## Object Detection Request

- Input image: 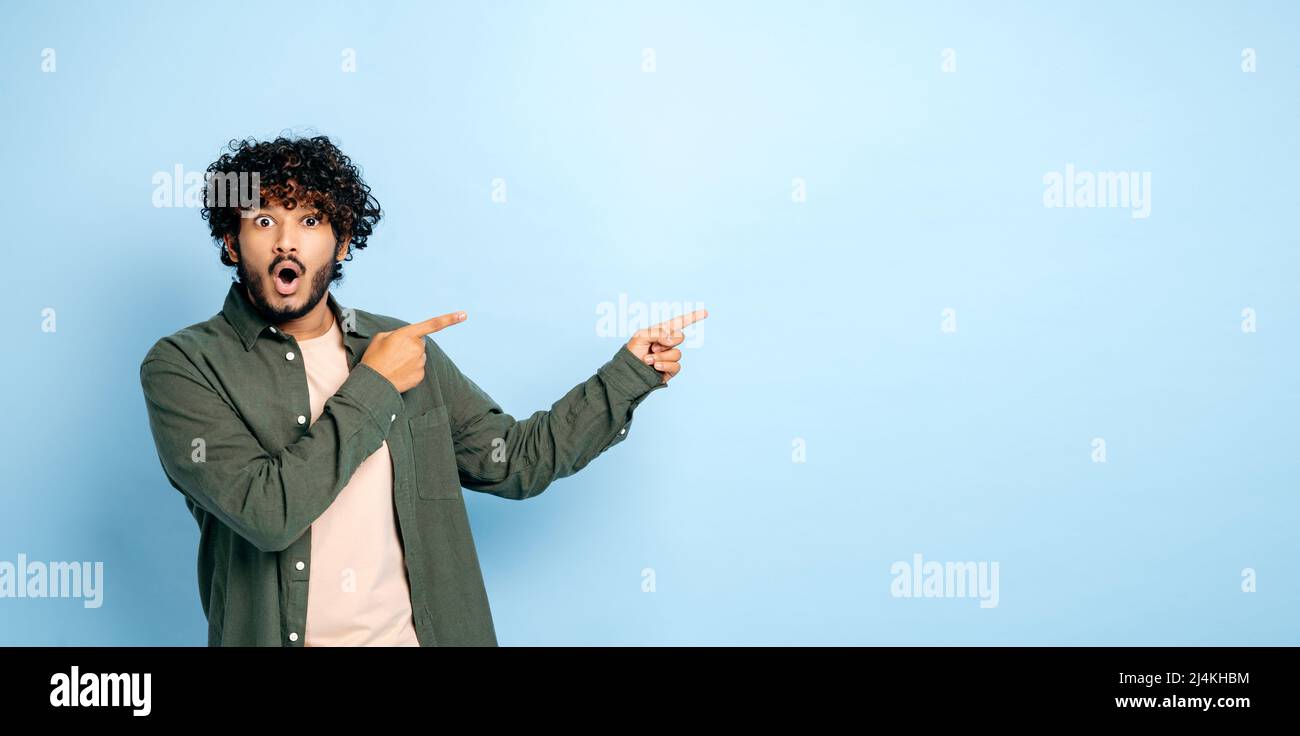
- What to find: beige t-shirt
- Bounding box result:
[298,316,420,646]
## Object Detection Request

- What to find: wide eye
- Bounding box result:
[303,215,320,227]
[255,215,274,228]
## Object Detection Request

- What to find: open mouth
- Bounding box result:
[273,262,302,296]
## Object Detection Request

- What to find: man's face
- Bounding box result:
[228,197,345,323]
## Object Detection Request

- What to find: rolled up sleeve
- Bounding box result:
[431,341,666,500]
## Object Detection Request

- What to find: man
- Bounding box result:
[139,135,706,646]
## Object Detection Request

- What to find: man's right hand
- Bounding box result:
[361,311,467,393]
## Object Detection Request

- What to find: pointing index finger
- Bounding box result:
[654,309,709,333]
[404,311,468,337]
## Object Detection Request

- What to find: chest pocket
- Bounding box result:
[408,405,462,500]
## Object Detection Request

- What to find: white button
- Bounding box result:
[295,561,305,571]
[286,351,295,361]
[619,428,627,435]
[391,414,397,422]
[269,326,277,334]
[297,415,306,425]
[288,632,298,642]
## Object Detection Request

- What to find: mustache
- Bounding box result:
[268,256,305,276]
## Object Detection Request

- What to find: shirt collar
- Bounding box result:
[221,281,372,351]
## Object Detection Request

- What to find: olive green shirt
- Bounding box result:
[139,282,666,646]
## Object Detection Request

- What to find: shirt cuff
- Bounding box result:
[340,361,406,436]
[598,344,668,400]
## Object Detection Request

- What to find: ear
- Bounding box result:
[223,234,239,263]
[337,237,352,262]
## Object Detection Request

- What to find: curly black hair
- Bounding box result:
[200,135,381,283]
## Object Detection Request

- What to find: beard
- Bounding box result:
[237,254,334,323]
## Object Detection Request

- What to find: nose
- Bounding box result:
[274,231,297,255]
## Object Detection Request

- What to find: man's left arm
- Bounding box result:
[432,311,706,500]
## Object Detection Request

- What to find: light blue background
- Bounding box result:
[1,1,1295,645]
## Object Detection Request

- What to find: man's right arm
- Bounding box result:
[139,350,403,553]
